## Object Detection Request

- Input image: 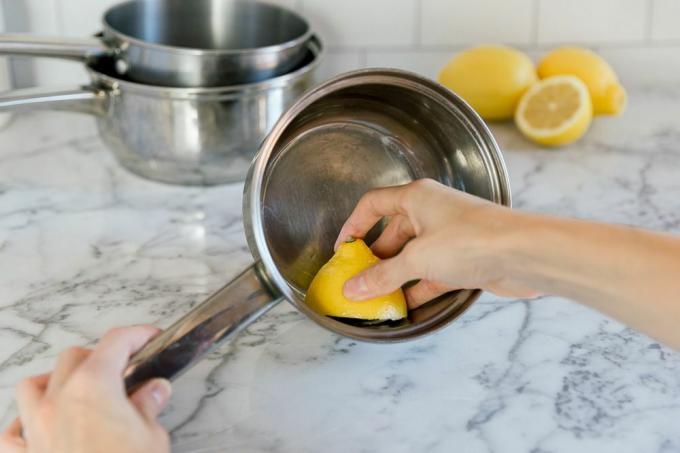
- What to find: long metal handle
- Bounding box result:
[124,263,282,393]
[0,86,108,116]
[0,34,107,60]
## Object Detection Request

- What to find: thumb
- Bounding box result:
[343,254,414,301]
[129,378,172,422]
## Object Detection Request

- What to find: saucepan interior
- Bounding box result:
[246,69,511,342]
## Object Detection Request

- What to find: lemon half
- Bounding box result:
[515,75,592,147]
[305,239,407,321]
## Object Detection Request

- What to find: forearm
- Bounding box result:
[498,211,680,348]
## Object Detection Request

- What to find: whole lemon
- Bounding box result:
[305,238,407,321]
[537,47,626,116]
[438,45,537,121]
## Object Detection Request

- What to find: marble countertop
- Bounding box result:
[1,85,680,453]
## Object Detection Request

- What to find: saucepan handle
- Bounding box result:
[124,263,283,393]
[0,86,109,116]
[0,34,107,60]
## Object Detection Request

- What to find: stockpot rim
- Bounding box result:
[101,0,314,56]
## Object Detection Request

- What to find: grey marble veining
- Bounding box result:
[1,85,680,453]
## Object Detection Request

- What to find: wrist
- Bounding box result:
[490,210,600,299]
[483,206,542,286]
[466,203,530,283]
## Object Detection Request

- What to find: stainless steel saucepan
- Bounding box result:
[0,0,312,87]
[0,37,322,185]
[122,69,512,392]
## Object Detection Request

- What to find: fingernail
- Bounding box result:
[151,379,172,408]
[343,276,368,300]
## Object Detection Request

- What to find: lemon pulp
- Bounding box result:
[515,75,593,147]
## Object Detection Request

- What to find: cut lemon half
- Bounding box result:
[515,75,592,147]
[305,238,407,322]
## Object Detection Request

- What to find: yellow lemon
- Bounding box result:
[537,47,626,116]
[515,75,592,147]
[305,238,407,321]
[438,45,537,121]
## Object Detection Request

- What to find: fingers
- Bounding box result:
[335,184,412,250]
[47,347,91,396]
[343,249,419,301]
[129,378,172,423]
[370,215,415,258]
[15,374,49,423]
[405,280,458,309]
[0,418,26,452]
[84,325,160,377]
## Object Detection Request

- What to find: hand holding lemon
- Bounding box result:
[305,238,408,322]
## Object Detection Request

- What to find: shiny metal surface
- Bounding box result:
[124,264,281,392]
[0,37,322,185]
[0,34,106,60]
[0,0,312,87]
[122,69,511,389]
[245,69,512,341]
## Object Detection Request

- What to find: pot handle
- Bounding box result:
[0,34,107,60]
[124,263,283,393]
[0,86,108,116]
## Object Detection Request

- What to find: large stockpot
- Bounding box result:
[0,0,313,87]
[0,37,322,185]
[123,69,512,392]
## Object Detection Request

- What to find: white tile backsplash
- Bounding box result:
[650,0,680,41]
[3,0,680,88]
[420,0,534,46]
[317,50,364,80]
[600,46,680,86]
[59,0,119,37]
[300,0,418,47]
[366,50,454,79]
[537,0,648,44]
[23,0,61,33]
[19,0,84,87]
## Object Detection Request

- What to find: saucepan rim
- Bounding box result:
[85,35,323,97]
[245,68,512,342]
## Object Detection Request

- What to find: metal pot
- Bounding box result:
[0,37,322,185]
[123,69,512,392]
[0,0,312,87]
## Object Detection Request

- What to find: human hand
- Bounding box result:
[0,325,172,453]
[335,179,540,308]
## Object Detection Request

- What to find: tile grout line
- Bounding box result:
[531,0,541,46]
[414,0,423,49]
[644,0,655,43]
[54,0,65,34]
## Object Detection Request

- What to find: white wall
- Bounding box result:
[6,0,680,88]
